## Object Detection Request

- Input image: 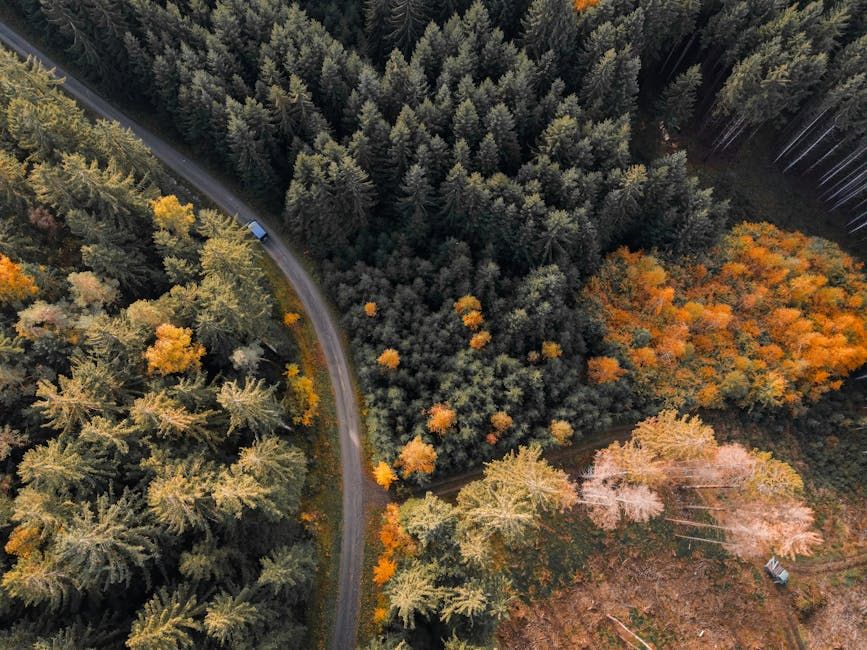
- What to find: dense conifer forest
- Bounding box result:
[12,0,867,481]
[2,0,867,648]
[0,51,316,648]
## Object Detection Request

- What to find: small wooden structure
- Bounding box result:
[765,556,789,585]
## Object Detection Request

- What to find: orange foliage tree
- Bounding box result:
[585,222,867,410]
[283,312,301,327]
[144,324,205,375]
[396,436,437,477]
[462,310,484,330]
[372,503,415,587]
[587,356,626,384]
[454,295,481,314]
[574,0,600,11]
[0,255,38,305]
[364,301,378,317]
[426,403,456,435]
[469,330,491,349]
[377,348,400,369]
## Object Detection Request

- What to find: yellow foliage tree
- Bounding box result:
[150,195,195,236]
[373,461,397,490]
[4,525,39,559]
[144,324,205,375]
[0,255,38,305]
[283,312,301,327]
[550,420,574,445]
[541,341,562,359]
[427,403,456,435]
[587,356,626,384]
[364,302,378,317]
[585,222,867,410]
[469,330,491,349]
[396,436,437,477]
[285,363,320,426]
[377,348,400,369]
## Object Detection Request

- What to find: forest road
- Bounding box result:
[0,22,364,650]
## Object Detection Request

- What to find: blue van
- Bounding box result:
[247,220,268,241]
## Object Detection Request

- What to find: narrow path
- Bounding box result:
[0,24,364,650]
[415,425,635,499]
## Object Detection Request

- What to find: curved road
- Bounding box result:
[0,23,363,650]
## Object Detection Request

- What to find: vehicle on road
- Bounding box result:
[765,556,789,585]
[247,219,268,241]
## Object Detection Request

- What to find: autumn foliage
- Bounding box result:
[364,301,378,317]
[574,0,600,11]
[377,348,400,369]
[150,195,195,236]
[373,461,397,490]
[283,311,301,327]
[587,356,626,384]
[144,324,205,375]
[462,310,484,330]
[541,341,562,359]
[581,411,822,559]
[0,255,38,305]
[373,503,415,586]
[549,419,574,445]
[426,403,456,435]
[585,222,867,410]
[454,295,481,314]
[469,330,491,349]
[285,363,320,426]
[396,436,437,477]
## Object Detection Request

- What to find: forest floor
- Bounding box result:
[497,492,866,649]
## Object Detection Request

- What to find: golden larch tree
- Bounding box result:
[377,348,400,369]
[373,461,397,490]
[587,356,626,384]
[584,222,867,410]
[541,341,562,359]
[469,331,491,349]
[0,255,38,305]
[427,404,456,435]
[396,436,437,477]
[550,420,574,445]
[454,295,481,314]
[144,324,205,375]
[150,195,196,236]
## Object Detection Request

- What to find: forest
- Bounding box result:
[0,51,317,647]
[11,0,867,480]
[2,0,867,648]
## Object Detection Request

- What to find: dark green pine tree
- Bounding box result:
[656,64,702,131]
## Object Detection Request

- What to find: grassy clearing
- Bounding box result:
[260,255,342,650]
